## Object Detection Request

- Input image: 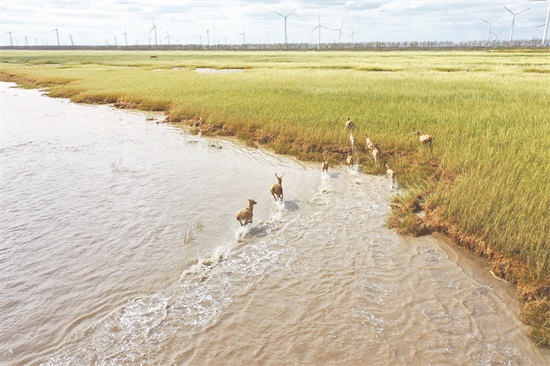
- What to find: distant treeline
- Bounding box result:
[1,39,548,51]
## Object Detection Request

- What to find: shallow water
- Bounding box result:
[1,82,548,365]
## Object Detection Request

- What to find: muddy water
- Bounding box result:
[1,82,548,365]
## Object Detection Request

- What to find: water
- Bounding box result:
[1,82,548,365]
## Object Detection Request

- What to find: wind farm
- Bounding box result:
[2,1,549,49]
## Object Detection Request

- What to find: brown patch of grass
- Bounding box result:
[523,68,550,74]
[520,298,550,346]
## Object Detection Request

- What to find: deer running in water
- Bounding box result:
[270,173,284,201]
[236,199,257,226]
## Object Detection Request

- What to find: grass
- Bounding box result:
[1,49,549,345]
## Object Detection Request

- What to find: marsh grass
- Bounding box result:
[1,50,549,344]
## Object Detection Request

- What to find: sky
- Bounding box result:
[1,0,548,46]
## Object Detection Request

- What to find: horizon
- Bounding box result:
[1,1,548,47]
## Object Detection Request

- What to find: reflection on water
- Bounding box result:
[1,82,548,365]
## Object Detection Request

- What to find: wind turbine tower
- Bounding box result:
[7,31,13,46]
[274,9,296,45]
[121,28,128,46]
[529,0,550,45]
[113,34,118,47]
[490,30,506,41]
[23,34,29,46]
[333,22,344,43]
[238,27,247,45]
[480,16,500,43]
[349,27,357,43]
[165,31,172,45]
[52,26,60,46]
[312,15,328,50]
[503,6,529,45]
[149,17,158,47]
[68,34,74,46]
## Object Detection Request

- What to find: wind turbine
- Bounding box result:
[332,22,344,43]
[312,15,329,50]
[529,0,550,45]
[7,31,13,46]
[112,34,118,47]
[165,31,172,45]
[23,34,29,46]
[490,30,506,41]
[121,28,128,46]
[207,29,211,46]
[68,34,74,46]
[149,17,158,46]
[503,6,529,44]
[274,9,296,44]
[349,27,357,43]
[238,27,247,45]
[480,17,500,42]
[52,25,60,46]
[480,16,501,42]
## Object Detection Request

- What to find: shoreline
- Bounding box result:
[1,72,548,347]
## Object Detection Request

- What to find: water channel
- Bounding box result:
[1,82,548,365]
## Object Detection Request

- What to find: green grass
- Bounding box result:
[1,50,549,278]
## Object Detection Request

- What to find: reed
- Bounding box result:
[1,49,549,344]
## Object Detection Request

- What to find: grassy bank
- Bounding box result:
[1,50,549,345]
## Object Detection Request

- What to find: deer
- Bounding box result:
[346,153,354,169]
[350,133,357,153]
[270,173,284,201]
[365,134,376,151]
[386,163,395,189]
[371,147,380,166]
[236,199,257,226]
[345,116,354,131]
[322,155,329,172]
[413,130,432,146]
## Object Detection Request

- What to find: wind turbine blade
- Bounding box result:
[517,8,530,15]
[274,11,284,17]
[503,6,514,15]
[312,26,319,32]
[480,18,489,24]
[287,9,296,17]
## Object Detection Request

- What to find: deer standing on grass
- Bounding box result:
[386,163,395,189]
[371,147,380,166]
[349,133,357,153]
[365,134,376,151]
[413,130,432,146]
[236,199,257,226]
[345,116,354,131]
[270,173,284,201]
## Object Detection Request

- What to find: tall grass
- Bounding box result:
[1,50,549,278]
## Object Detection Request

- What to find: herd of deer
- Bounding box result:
[236,117,432,227]
[345,116,432,188]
